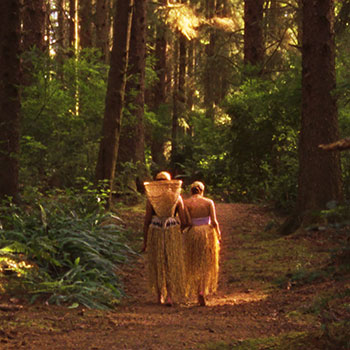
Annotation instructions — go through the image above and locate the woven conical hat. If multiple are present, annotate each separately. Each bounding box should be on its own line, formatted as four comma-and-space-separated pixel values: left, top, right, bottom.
144, 180, 182, 217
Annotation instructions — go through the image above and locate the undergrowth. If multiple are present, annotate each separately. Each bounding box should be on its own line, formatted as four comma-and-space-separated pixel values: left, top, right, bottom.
215, 203, 350, 350
0, 181, 137, 309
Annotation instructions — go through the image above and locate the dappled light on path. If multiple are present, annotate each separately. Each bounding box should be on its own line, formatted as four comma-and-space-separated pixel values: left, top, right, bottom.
208, 290, 268, 307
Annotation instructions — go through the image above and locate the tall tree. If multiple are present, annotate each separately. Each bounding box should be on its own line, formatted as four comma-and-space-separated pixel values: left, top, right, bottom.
202, 0, 232, 119
171, 32, 187, 172
80, 0, 93, 48
203, 0, 217, 120
117, 0, 148, 191
0, 0, 21, 201
56, 0, 69, 69
171, 37, 179, 170
69, 0, 76, 48
95, 0, 111, 61
297, 0, 343, 215
149, 0, 168, 167
95, 0, 134, 205
178, 34, 187, 122
244, 0, 265, 68
186, 39, 195, 116
22, 0, 46, 52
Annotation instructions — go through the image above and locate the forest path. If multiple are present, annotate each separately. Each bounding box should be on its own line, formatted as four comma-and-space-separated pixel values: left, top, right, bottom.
102, 203, 309, 350
1, 203, 316, 350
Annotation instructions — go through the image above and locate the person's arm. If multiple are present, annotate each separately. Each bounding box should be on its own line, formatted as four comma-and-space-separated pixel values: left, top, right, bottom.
209, 199, 221, 239
177, 196, 189, 231
142, 200, 153, 252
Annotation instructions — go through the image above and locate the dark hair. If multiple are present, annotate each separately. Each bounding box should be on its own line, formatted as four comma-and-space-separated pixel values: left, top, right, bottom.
191, 186, 202, 195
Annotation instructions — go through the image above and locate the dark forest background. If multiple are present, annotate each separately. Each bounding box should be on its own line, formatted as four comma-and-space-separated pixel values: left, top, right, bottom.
1, 0, 350, 212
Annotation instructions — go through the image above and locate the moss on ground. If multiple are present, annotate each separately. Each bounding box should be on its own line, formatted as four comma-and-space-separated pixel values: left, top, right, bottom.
225, 228, 330, 290
207, 224, 350, 350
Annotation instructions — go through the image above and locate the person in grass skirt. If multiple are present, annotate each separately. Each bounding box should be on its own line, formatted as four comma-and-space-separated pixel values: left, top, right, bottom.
183, 181, 221, 306
142, 171, 187, 306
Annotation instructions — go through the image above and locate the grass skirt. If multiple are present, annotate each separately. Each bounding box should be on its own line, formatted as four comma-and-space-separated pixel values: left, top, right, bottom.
183, 225, 220, 297
147, 221, 186, 302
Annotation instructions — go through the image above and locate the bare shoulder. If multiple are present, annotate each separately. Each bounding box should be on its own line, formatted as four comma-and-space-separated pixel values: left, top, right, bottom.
183, 197, 191, 206
204, 197, 214, 205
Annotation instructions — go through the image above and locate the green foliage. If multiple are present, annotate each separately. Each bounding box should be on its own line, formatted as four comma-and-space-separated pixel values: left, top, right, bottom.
173, 110, 231, 191
319, 202, 350, 268
274, 203, 350, 289
145, 52, 159, 90
175, 65, 301, 209
0, 182, 136, 309
223, 70, 300, 208
20, 49, 108, 189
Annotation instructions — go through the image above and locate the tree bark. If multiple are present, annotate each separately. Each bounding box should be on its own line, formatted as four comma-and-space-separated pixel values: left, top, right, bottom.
150, 0, 168, 167
56, 0, 69, 75
95, 0, 111, 62
170, 38, 179, 171
178, 34, 187, 120
69, 0, 75, 48
117, 0, 147, 191
0, 0, 21, 201
203, 0, 217, 120
57, 0, 68, 50
244, 0, 265, 67
80, 0, 93, 48
187, 40, 195, 116
22, 0, 46, 52
95, 0, 134, 203
297, 0, 343, 214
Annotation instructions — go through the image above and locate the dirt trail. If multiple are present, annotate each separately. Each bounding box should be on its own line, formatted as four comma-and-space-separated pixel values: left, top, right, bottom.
0, 203, 312, 350
93, 203, 304, 350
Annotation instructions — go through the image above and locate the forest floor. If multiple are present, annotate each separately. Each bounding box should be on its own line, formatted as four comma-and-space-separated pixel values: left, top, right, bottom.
0, 202, 349, 349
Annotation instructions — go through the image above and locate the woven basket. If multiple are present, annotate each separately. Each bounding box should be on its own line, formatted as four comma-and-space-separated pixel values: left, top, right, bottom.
144, 180, 182, 217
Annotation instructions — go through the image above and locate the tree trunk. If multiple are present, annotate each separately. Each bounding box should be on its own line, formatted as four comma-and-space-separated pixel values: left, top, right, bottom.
22, 0, 46, 52
80, 0, 92, 48
95, 0, 134, 205
153, 23, 167, 108
297, 0, 343, 215
150, 0, 168, 167
0, 0, 21, 201
178, 34, 187, 120
117, 0, 147, 191
187, 39, 195, 116
170, 38, 179, 172
244, 0, 265, 68
203, 0, 216, 120
69, 0, 75, 48
95, 0, 111, 62
57, 0, 67, 50
56, 0, 69, 75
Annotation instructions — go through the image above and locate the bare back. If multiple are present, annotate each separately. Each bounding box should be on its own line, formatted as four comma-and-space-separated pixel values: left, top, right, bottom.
184, 195, 221, 236
185, 195, 211, 219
